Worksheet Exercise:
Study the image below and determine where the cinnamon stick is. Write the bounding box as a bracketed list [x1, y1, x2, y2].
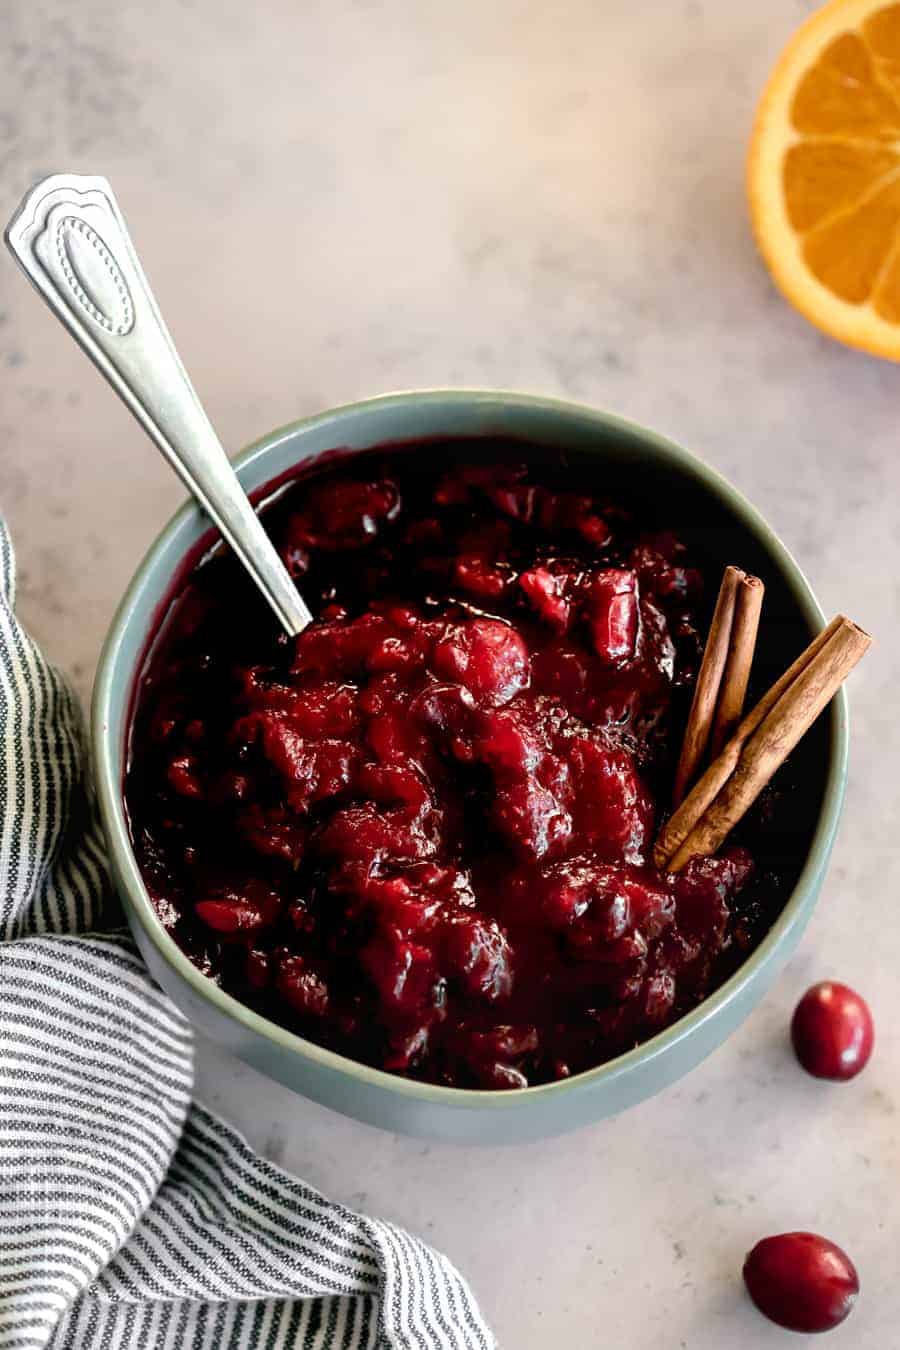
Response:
[672, 567, 761, 806]
[657, 617, 870, 874]
[654, 615, 843, 869]
[709, 574, 764, 759]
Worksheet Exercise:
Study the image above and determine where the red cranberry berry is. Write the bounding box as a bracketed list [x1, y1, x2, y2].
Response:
[743, 1232, 859, 1333]
[791, 981, 874, 1081]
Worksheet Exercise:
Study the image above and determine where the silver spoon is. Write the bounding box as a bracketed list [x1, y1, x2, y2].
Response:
[5, 173, 312, 636]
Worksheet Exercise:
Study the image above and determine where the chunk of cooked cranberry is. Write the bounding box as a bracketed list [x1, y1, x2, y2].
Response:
[292, 613, 402, 679]
[195, 881, 282, 935]
[282, 539, 310, 580]
[366, 709, 429, 765]
[361, 930, 438, 1013]
[277, 955, 330, 1018]
[669, 848, 753, 973]
[317, 797, 440, 869]
[453, 554, 512, 600]
[167, 754, 203, 799]
[354, 763, 431, 817]
[236, 804, 307, 863]
[283, 475, 400, 551]
[672, 848, 753, 920]
[296, 737, 358, 806]
[434, 462, 528, 508]
[471, 704, 540, 774]
[568, 928, 650, 983]
[492, 774, 573, 862]
[530, 640, 591, 712]
[540, 859, 628, 937]
[443, 913, 513, 1001]
[518, 568, 571, 629]
[536, 859, 602, 930]
[567, 738, 653, 864]
[575, 511, 612, 548]
[470, 705, 573, 860]
[431, 618, 530, 708]
[630, 539, 702, 602]
[242, 678, 360, 736]
[487, 482, 538, 523]
[454, 1024, 539, 1089]
[349, 872, 438, 933]
[383, 1022, 434, 1072]
[559, 863, 674, 958]
[641, 968, 676, 1025]
[243, 713, 358, 813]
[407, 861, 478, 906]
[365, 634, 419, 673]
[587, 569, 639, 665]
[529, 488, 611, 548]
[287, 896, 315, 934]
[409, 682, 476, 742]
[245, 948, 271, 990]
[207, 770, 253, 806]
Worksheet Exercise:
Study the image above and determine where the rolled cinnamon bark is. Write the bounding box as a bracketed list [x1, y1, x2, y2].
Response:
[671, 566, 743, 806]
[709, 574, 765, 759]
[661, 617, 870, 874]
[654, 615, 843, 869]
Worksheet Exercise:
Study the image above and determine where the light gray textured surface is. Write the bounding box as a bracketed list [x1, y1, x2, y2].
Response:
[1, 1, 896, 1345]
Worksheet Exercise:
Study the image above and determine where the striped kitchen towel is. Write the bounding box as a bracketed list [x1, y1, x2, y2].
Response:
[0, 517, 494, 1350]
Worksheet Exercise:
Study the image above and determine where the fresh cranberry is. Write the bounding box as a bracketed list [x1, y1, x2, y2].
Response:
[791, 982, 874, 1081]
[743, 1232, 859, 1333]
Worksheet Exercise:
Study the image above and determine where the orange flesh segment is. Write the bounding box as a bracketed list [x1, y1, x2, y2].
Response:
[783, 141, 899, 231]
[873, 233, 900, 316]
[864, 5, 900, 101]
[863, 4, 900, 56]
[782, 9, 900, 320]
[790, 32, 900, 137]
[803, 172, 900, 301]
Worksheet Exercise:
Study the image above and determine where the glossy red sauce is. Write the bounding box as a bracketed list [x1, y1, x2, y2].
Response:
[127, 445, 786, 1088]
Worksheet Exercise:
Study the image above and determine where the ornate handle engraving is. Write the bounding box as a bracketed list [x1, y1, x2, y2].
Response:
[6, 175, 311, 636]
[55, 216, 135, 335]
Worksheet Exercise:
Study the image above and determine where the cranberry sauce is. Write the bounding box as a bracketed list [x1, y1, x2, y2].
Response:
[127, 445, 789, 1089]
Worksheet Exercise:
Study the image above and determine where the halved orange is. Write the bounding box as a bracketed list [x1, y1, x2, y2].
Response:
[748, 0, 900, 359]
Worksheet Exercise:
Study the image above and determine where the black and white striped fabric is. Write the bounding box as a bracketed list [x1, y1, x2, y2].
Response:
[0, 519, 494, 1350]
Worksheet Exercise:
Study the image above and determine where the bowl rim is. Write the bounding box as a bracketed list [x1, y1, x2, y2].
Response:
[92, 388, 848, 1112]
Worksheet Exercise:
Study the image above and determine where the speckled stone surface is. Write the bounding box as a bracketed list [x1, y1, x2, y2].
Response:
[2, 1, 897, 1344]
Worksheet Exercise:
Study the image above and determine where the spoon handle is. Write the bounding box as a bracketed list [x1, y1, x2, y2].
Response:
[5, 173, 312, 636]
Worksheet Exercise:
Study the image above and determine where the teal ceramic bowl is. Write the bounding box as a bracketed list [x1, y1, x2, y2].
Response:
[92, 391, 848, 1143]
